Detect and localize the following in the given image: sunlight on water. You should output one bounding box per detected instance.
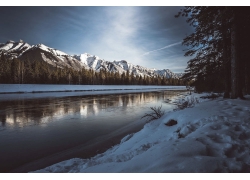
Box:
[80,105,87,117]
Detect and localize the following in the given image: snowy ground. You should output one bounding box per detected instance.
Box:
[32,92,250,173]
[0,84,186,93]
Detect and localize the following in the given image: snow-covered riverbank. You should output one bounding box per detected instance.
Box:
[0,84,186,94]
[33,92,250,173]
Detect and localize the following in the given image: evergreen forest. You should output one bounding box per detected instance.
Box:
[0,53,185,86]
[176,7,250,98]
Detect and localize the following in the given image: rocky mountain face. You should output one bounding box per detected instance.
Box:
[0,40,182,79]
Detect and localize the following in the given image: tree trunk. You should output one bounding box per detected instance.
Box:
[245,61,249,94]
[231,9,242,99]
[222,23,230,98]
[241,7,250,95]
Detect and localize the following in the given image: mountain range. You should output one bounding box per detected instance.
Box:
[0,40,183,79]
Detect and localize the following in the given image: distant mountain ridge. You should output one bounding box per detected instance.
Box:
[0,40,183,79]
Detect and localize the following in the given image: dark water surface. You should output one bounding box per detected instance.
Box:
[0,90,185,172]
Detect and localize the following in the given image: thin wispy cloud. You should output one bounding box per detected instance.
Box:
[141,42,181,56]
[85,7,145,64]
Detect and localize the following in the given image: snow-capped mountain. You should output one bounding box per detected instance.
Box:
[0,40,31,58]
[22,43,89,70]
[0,40,181,79]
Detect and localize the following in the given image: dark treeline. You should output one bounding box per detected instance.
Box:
[176,7,250,98]
[0,53,185,86]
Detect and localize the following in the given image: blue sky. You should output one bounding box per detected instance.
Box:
[0,6,194,72]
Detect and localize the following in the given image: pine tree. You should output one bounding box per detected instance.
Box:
[176,6,250,97]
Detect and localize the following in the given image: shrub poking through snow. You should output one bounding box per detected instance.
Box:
[174,95,199,110]
[165,119,178,126]
[200,93,222,99]
[141,105,165,123]
[175,128,184,139]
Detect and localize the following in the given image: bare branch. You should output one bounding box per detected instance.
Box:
[141,105,165,123]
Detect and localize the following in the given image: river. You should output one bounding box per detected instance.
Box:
[0,90,186,172]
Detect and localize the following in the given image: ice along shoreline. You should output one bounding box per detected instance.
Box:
[0,84,187,101]
[0,84,186,94]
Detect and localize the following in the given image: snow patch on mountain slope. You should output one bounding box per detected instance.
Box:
[114,60,130,70]
[73,53,89,65]
[0,41,15,51]
[34,44,68,56]
[74,53,105,70]
[156,69,179,79]
[0,41,30,52]
[0,41,32,58]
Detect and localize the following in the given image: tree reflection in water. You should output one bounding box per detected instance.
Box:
[0,91,183,128]
[0,90,187,173]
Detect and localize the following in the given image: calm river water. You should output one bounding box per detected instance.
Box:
[0,90,185,172]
